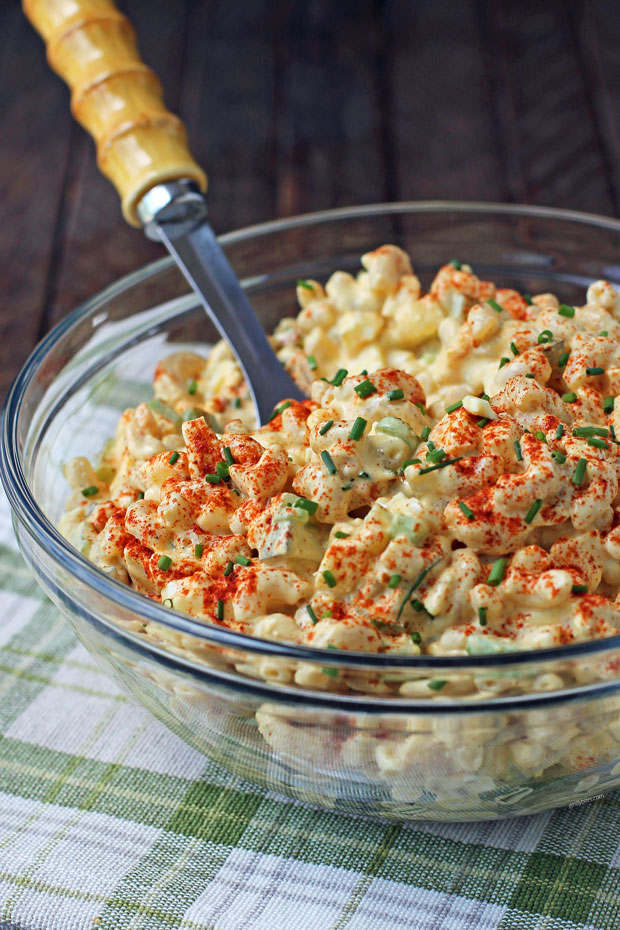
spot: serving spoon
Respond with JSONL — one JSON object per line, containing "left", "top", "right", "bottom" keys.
{"left": 23, "top": 0, "right": 305, "bottom": 424}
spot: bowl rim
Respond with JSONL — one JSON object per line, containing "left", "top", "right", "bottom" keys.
{"left": 4, "top": 199, "right": 620, "bottom": 687}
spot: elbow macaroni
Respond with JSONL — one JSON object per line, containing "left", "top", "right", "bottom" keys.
{"left": 60, "top": 246, "right": 620, "bottom": 704}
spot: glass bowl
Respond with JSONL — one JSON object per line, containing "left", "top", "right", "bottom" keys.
{"left": 4, "top": 202, "right": 620, "bottom": 822}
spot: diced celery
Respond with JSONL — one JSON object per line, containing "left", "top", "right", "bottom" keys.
{"left": 375, "top": 417, "right": 419, "bottom": 450}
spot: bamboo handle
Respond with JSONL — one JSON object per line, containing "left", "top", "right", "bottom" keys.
{"left": 23, "top": 0, "right": 207, "bottom": 226}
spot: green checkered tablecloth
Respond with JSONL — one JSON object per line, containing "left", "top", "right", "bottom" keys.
{"left": 2, "top": 489, "right": 620, "bottom": 930}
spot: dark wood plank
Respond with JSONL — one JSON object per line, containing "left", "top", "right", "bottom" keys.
{"left": 571, "top": 0, "right": 620, "bottom": 214}
{"left": 0, "top": 5, "right": 73, "bottom": 397}
{"left": 180, "top": 0, "right": 280, "bottom": 230}
{"left": 272, "top": 0, "right": 388, "bottom": 216}
{"left": 480, "top": 0, "right": 617, "bottom": 214}
{"left": 385, "top": 0, "right": 505, "bottom": 202}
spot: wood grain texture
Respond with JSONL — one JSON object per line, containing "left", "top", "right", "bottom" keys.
{"left": 2, "top": 0, "right": 620, "bottom": 398}
{"left": 0, "top": 4, "right": 73, "bottom": 395}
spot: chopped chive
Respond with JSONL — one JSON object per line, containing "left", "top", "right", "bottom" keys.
{"left": 558, "top": 352, "right": 570, "bottom": 367}
{"left": 558, "top": 303, "right": 575, "bottom": 318}
{"left": 524, "top": 294, "right": 534, "bottom": 305}
{"left": 360, "top": 369, "right": 368, "bottom": 376}
{"left": 428, "top": 679, "right": 448, "bottom": 691}
{"left": 319, "top": 419, "right": 334, "bottom": 435}
{"left": 612, "top": 425, "right": 618, "bottom": 442}
{"left": 514, "top": 439, "right": 523, "bottom": 461}
{"left": 487, "top": 298, "right": 504, "bottom": 313}
{"left": 445, "top": 401, "right": 463, "bottom": 413}
{"left": 415, "top": 402, "right": 427, "bottom": 416}
{"left": 411, "top": 631, "right": 422, "bottom": 645}
{"left": 525, "top": 373, "right": 535, "bottom": 379}
{"left": 481, "top": 393, "right": 490, "bottom": 402}
{"left": 573, "top": 426, "right": 608, "bottom": 438}
{"left": 588, "top": 437, "right": 609, "bottom": 449}
{"left": 320, "top": 450, "right": 338, "bottom": 475}
{"left": 499, "top": 357, "right": 510, "bottom": 369}
{"left": 306, "top": 604, "right": 318, "bottom": 624}
{"left": 572, "top": 457, "right": 588, "bottom": 486}
{"left": 402, "top": 458, "right": 421, "bottom": 470}
{"left": 535, "top": 431, "right": 547, "bottom": 443}
{"left": 418, "top": 456, "right": 464, "bottom": 475}
{"left": 223, "top": 446, "right": 235, "bottom": 466}
{"left": 341, "top": 483, "right": 353, "bottom": 491}
{"left": 268, "top": 400, "right": 293, "bottom": 421}
{"left": 354, "top": 379, "right": 377, "bottom": 398}
{"left": 335, "top": 530, "right": 350, "bottom": 539}
{"left": 411, "top": 599, "right": 425, "bottom": 612}
{"left": 81, "top": 485, "right": 99, "bottom": 497}
{"left": 168, "top": 451, "right": 179, "bottom": 466}
{"left": 322, "top": 570, "right": 337, "bottom": 588}
{"left": 330, "top": 368, "right": 348, "bottom": 387}
{"left": 388, "top": 574, "right": 401, "bottom": 589}
{"left": 586, "top": 367, "right": 605, "bottom": 376}
{"left": 137, "top": 491, "right": 145, "bottom": 500}
{"left": 205, "top": 473, "right": 221, "bottom": 484}
{"left": 235, "top": 554, "right": 251, "bottom": 566}
{"left": 294, "top": 497, "right": 319, "bottom": 515}
{"left": 562, "top": 392, "right": 578, "bottom": 403}
{"left": 234, "top": 397, "right": 242, "bottom": 409}
{"left": 537, "top": 330, "right": 554, "bottom": 344}
{"left": 216, "top": 461, "right": 230, "bottom": 479}
{"left": 600, "top": 330, "right": 609, "bottom": 337}
{"left": 162, "top": 598, "right": 173, "bottom": 608}
{"left": 458, "top": 501, "right": 475, "bottom": 520}
{"left": 216, "top": 599, "right": 224, "bottom": 620}
{"left": 397, "top": 557, "right": 443, "bottom": 619}
{"left": 307, "top": 354, "right": 318, "bottom": 370}
{"left": 194, "top": 544, "right": 203, "bottom": 558}
{"left": 358, "top": 470, "right": 370, "bottom": 478}
{"left": 157, "top": 555, "right": 172, "bottom": 571}
{"left": 510, "top": 342, "right": 519, "bottom": 356}
{"left": 427, "top": 441, "right": 436, "bottom": 451}
{"left": 421, "top": 425, "right": 431, "bottom": 441}
{"left": 572, "top": 584, "right": 588, "bottom": 595}
{"left": 449, "top": 258, "right": 462, "bottom": 269}
{"left": 322, "top": 666, "right": 338, "bottom": 678}
{"left": 555, "top": 424, "right": 564, "bottom": 439}
{"left": 387, "top": 388, "right": 405, "bottom": 401}
{"left": 487, "top": 557, "right": 508, "bottom": 586}
{"left": 477, "top": 418, "right": 489, "bottom": 428}
{"left": 604, "top": 396, "right": 615, "bottom": 414}
{"left": 478, "top": 607, "right": 487, "bottom": 626}
{"left": 426, "top": 448, "right": 447, "bottom": 464}
{"left": 524, "top": 499, "right": 543, "bottom": 524}
{"left": 224, "top": 561, "right": 234, "bottom": 576}
{"left": 552, "top": 450, "right": 567, "bottom": 463}
{"left": 187, "top": 380, "right": 198, "bottom": 396}
{"left": 297, "top": 279, "right": 314, "bottom": 290}
{"left": 349, "top": 416, "right": 367, "bottom": 441}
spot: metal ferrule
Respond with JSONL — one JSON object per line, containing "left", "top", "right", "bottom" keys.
{"left": 137, "top": 180, "right": 208, "bottom": 241}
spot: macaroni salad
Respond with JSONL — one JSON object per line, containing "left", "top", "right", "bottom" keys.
{"left": 60, "top": 246, "right": 620, "bottom": 695}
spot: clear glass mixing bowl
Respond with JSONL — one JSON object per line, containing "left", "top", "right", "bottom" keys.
{"left": 4, "top": 202, "right": 620, "bottom": 821}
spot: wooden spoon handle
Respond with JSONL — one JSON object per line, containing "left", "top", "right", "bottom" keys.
{"left": 23, "top": 0, "right": 207, "bottom": 226}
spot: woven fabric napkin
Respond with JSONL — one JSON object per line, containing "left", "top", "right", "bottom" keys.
{"left": 1, "top": 489, "right": 620, "bottom": 930}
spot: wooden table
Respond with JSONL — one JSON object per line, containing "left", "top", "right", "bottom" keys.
{"left": 2, "top": 0, "right": 619, "bottom": 399}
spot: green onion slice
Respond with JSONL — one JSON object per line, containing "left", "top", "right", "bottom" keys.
{"left": 348, "top": 417, "right": 367, "bottom": 441}
{"left": 354, "top": 379, "right": 377, "bottom": 398}
{"left": 487, "top": 557, "right": 508, "bottom": 586}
